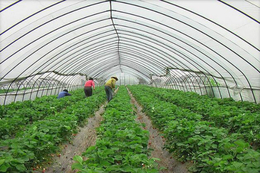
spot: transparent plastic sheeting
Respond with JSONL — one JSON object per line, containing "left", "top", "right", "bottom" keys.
{"left": 0, "top": 0, "right": 259, "bottom": 104}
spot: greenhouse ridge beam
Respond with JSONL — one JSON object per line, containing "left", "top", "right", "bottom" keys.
{"left": 109, "top": 0, "right": 122, "bottom": 73}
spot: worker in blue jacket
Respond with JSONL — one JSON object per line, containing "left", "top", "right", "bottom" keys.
{"left": 57, "top": 89, "right": 71, "bottom": 99}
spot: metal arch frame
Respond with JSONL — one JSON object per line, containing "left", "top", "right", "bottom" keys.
{"left": 33, "top": 75, "right": 62, "bottom": 99}
{"left": 33, "top": 30, "right": 118, "bottom": 73}
{"left": 113, "top": 0, "right": 258, "bottom": 102}
{"left": 165, "top": 76, "right": 186, "bottom": 91}
{"left": 0, "top": 0, "right": 258, "bottom": 103}
{"left": 161, "top": 0, "right": 259, "bottom": 51}
{"left": 107, "top": 41, "right": 192, "bottom": 91}
{"left": 0, "top": 16, "right": 112, "bottom": 70}
{"left": 0, "top": 5, "right": 232, "bottom": 77}
{"left": 114, "top": 45, "right": 193, "bottom": 92}
{"left": 113, "top": 50, "right": 164, "bottom": 74}
{"left": 109, "top": 44, "right": 193, "bottom": 92}
{"left": 1, "top": 11, "right": 229, "bottom": 100}
{"left": 115, "top": 38, "right": 198, "bottom": 91}
{"left": 110, "top": 12, "right": 253, "bottom": 101}
{"left": 117, "top": 47, "right": 167, "bottom": 72}
{"left": 112, "top": 13, "right": 240, "bottom": 99}
{"left": 0, "top": 22, "right": 116, "bottom": 103}
{"left": 109, "top": 0, "right": 122, "bottom": 73}
{"left": 55, "top": 43, "right": 118, "bottom": 74}
{"left": 20, "top": 31, "right": 118, "bottom": 98}
{"left": 108, "top": 67, "right": 150, "bottom": 82}
{"left": 118, "top": 30, "right": 215, "bottom": 94}
{"left": 47, "top": 33, "right": 165, "bottom": 76}
{"left": 0, "top": 0, "right": 66, "bottom": 36}
{"left": 218, "top": 0, "right": 259, "bottom": 23}
{"left": 1, "top": 32, "right": 118, "bottom": 102}
{"left": 116, "top": 1, "right": 259, "bottom": 71}
{"left": 85, "top": 53, "right": 161, "bottom": 78}
{"left": 11, "top": 25, "right": 166, "bottom": 89}
{"left": 94, "top": 64, "right": 151, "bottom": 83}
{"left": 119, "top": 65, "right": 151, "bottom": 84}
{"left": 24, "top": 38, "right": 161, "bottom": 90}
{"left": 0, "top": 1, "right": 212, "bottom": 78}
{"left": 86, "top": 57, "right": 155, "bottom": 81}
{"left": 117, "top": 32, "right": 209, "bottom": 94}
{"left": 1, "top": 20, "right": 205, "bottom": 101}
{"left": 0, "top": 0, "right": 108, "bottom": 54}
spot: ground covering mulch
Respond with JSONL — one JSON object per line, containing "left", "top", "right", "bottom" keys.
{"left": 42, "top": 89, "right": 190, "bottom": 173}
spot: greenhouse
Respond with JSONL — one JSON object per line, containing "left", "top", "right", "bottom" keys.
{"left": 0, "top": 0, "right": 259, "bottom": 173}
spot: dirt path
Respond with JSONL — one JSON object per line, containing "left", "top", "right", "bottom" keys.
{"left": 41, "top": 87, "right": 189, "bottom": 173}
{"left": 44, "top": 104, "right": 106, "bottom": 173}
{"left": 128, "top": 89, "right": 190, "bottom": 173}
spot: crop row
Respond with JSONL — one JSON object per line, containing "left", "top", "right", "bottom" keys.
{"left": 128, "top": 85, "right": 260, "bottom": 173}
{"left": 132, "top": 85, "right": 260, "bottom": 147}
{"left": 0, "top": 87, "right": 104, "bottom": 140}
{"left": 0, "top": 87, "right": 106, "bottom": 173}
{"left": 72, "top": 86, "right": 160, "bottom": 173}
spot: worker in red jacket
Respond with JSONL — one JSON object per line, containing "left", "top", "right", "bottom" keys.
{"left": 84, "top": 77, "right": 95, "bottom": 97}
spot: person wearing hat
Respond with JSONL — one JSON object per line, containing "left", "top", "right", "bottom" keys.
{"left": 104, "top": 77, "right": 118, "bottom": 102}
{"left": 57, "top": 89, "right": 71, "bottom": 99}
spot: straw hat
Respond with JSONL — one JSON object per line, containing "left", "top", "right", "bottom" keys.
{"left": 112, "top": 77, "right": 118, "bottom": 81}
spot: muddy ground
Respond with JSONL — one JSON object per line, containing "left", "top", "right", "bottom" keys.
{"left": 42, "top": 90, "right": 190, "bottom": 173}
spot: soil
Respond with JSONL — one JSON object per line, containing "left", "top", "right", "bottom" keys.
{"left": 41, "top": 89, "right": 190, "bottom": 173}
{"left": 44, "top": 104, "right": 106, "bottom": 173}
{"left": 128, "top": 89, "right": 190, "bottom": 173}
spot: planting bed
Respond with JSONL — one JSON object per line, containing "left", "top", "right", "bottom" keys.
{"left": 3, "top": 85, "right": 258, "bottom": 173}
{"left": 41, "top": 87, "right": 189, "bottom": 173}
{"left": 128, "top": 85, "right": 260, "bottom": 173}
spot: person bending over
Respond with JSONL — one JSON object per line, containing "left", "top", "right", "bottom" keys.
{"left": 104, "top": 76, "right": 118, "bottom": 102}
{"left": 57, "top": 89, "right": 71, "bottom": 99}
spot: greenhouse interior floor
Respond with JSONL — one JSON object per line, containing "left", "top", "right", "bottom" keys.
{"left": 41, "top": 90, "right": 190, "bottom": 173}
{"left": 45, "top": 104, "right": 105, "bottom": 173}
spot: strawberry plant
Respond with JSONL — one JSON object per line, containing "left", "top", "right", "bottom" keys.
{"left": 128, "top": 85, "right": 260, "bottom": 173}
{"left": 132, "top": 85, "right": 260, "bottom": 147}
{"left": 0, "top": 87, "right": 107, "bottom": 172}
{"left": 72, "top": 86, "right": 160, "bottom": 172}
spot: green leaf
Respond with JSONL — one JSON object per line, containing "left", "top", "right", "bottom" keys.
{"left": 32, "top": 125, "right": 37, "bottom": 131}
{"left": 100, "top": 160, "right": 110, "bottom": 166}
{"left": 85, "top": 146, "right": 96, "bottom": 153}
{"left": 0, "top": 163, "right": 9, "bottom": 172}
{"left": 73, "top": 155, "right": 83, "bottom": 164}
{"left": 232, "top": 162, "right": 243, "bottom": 168}
{"left": 0, "top": 159, "right": 5, "bottom": 165}
{"left": 14, "top": 163, "right": 26, "bottom": 171}
{"left": 151, "top": 157, "right": 160, "bottom": 161}
{"left": 223, "top": 155, "right": 233, "bottom": 160}
{"left": 71, "top": 162, "right": 83, "bottom": 170}
{"left": 114, "top": 155, "right": 122, "bottom": 160}
{"left": 64, "top": 125, "right": 71, "bottom": 130}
